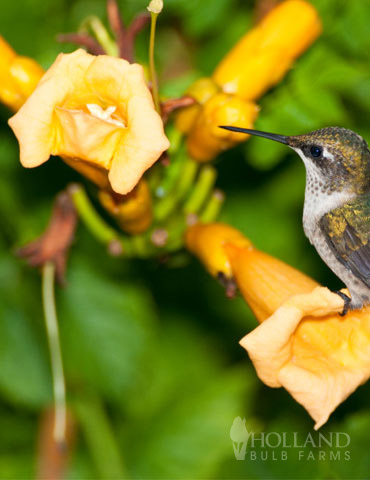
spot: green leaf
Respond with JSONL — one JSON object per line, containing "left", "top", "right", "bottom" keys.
{"left": 322, "top": 410, "right": 370, "bottom": 479}
{"left": 0, "top": 454, "right": 34, "bottom": 480}
{"left": 128, "top": 366, "right": 253, "bottom": 479}
{"left": 0, "top": 307, "right": 52, "bottom": 408}
{"left": 123, "top": 319, "right": 229, "bottom": 421}
{"left": 73, "top": 393, "right": 127, "bottom": 479}
{"left": 184, "top": 0, "right": 234, "bottom": 37}
{"left": 0, "top": 409, "right": 34, "bottom": 450}
{"left": 118, "top": 317, "right": 256, "bottom": 479}
{"left": 59, "top": 257, "right": 156, "bottom": 401}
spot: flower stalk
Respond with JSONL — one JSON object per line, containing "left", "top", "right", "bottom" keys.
{"left": 42, "top": 262, "right": 66, "bottom": 446}
{"left": 81, "top": 16, "right": 118, "bottom": 56}
{"left": 148, "top": 10, "right": 161, "bottom": 113}
{"left": 68, "top": 184, "right": 160, "bottom": 258}
{"left": 154, "top": 157, "right": 199, "bottom": 221}
{"left": 68, "top": 184, "right": 124, "bottom": 251}
{"left": 183, "top": 165, "right": 217, "bottom": 214}
{"left": 200, "top": 189, "right": 225, "bottom": 223}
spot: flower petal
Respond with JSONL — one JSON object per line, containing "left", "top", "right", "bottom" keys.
{"left": 109, "top": 96, "right": 169, "bottom": 194}
{"left": 54, "top": 107, "right": 123, "bottom": 169}
{"left": 8, "top": 49, "right": 93, "bottom": 168}
{"left": 84, "top": 55, "right": 152, "bottom": 107}
{"left": 8, "top": 48, "right": 169, "bottom": 194}
{"left": 240, "top": 284, "right": 370, "bottom": 429}
{"left": 221, "top": 233, "right": 370, "bottom": 429}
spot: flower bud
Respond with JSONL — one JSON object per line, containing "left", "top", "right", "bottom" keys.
{"left": 98, "top": 179, "right": 153, "bottom": 234}
{"left": 186, "top": 93, "right": 258, "bottom": 162}
{"left": 213, "top": 0, "right": 322, "bottom": 100}
{"left": 0, "top": 36, "right": 44, "bottom": 111}
{"left": 0, "top": 35, "right": 16, "bottom": 68}
{"left": 10, "top": 56, "right": 44, "bottom": 99}
{"left": 175, "top": 78, "right": 219, "bottom": 134}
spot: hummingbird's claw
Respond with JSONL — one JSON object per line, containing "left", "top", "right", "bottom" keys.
{"left": 335, "top": 290, "right": 352, "bottom": 316}
{"left": 217, "top": 271, "right": 237, "bottom": 299}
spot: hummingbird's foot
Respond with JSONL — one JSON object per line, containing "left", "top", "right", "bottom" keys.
{"left": 217, "top": 272, "right": 237, "bottom": 299}
{"left": 334, "top": 290, "right": 352, "bottom": 316}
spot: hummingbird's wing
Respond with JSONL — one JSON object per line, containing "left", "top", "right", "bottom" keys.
{"left": 319, "top": 195, "right": 370, "bottom": 286}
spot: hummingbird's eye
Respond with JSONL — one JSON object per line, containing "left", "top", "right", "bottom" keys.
{"left": 310, "top": 145, "right": 322, "bottom": 158}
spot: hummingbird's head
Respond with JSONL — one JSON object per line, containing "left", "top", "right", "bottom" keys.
{"left": 219, "top": 125, "right": 370, "bottom": 195}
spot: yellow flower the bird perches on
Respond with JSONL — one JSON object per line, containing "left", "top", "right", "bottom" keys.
{"left": 186, "top": 223, "right": 370, "bottom": 429}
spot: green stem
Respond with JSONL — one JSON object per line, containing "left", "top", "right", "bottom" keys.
{"left": 176, "top": 158, "right": 199, "bottom": 198}
{"left": 69, "top": 184, "right": 118, "bottom": 245}
{"left": 183, "top": 165, "right": 217, "bottom": 215}
{"left": 83, "top": 16, "right": 118, "bottom": 56}
{"left": 154, "top": 129, "right": 186, "bottom": 197}
{"left": 167, "top": 126, "right": 183, "bottom": 155}
{"left": 154, "top": 158, "right": 198, "bottom": 221}
{"left": 199, "top": 189, "right": 225, "bottom": 223}
{"left": 131, "top": 234, "right": 157, "bottom": 258}
{"left": 73, "top": 393, "right": 127, "bottom": 479}
{"left": 42, "top": 262, "right": 66, "bottom": 446}
{"left": 69, "top": 185, "right": 149, "bottom": 258}
{"left": 149, "top": 12, "right": 160, "bottom": 113}
{"left": 165, "top": 218, "right": 187, "bottom": 252}
{"left": 147, "top": 163, "right": 163, "bottom": 192}
{"left": 154, "top": 146, "right": 186, "bottom": 198}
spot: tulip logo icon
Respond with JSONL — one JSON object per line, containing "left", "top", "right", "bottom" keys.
{"left": 230, "top": 417, "right": 250, "bottom": 460}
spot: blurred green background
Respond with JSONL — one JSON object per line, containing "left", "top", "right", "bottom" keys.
{"left": 0, "top": 0, "right": 370, "bottom": 478}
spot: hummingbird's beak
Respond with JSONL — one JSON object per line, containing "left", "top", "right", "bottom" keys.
{"left": 219, "top": 126, "right": 288, "bottom": 145}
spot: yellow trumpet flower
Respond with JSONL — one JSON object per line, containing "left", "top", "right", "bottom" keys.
{"left": 186, "top": 223, "right": 370, "bottom": 429}
{"left": 9, "top": 49, "right": 169, "bottom": 195}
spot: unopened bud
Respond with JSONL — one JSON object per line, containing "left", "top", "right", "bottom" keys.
{"left": 147, "top": 0, "right": 163, "bottom": 14}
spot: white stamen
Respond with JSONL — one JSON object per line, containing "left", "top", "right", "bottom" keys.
{"left": 86, "top": 103, "right": 125, "bottom": 127}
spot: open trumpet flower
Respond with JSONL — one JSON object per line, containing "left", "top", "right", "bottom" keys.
{"left": 186, "top": 222, "right": 370, "bottom": 429}
{"left": 8, "top": 49, "right": 169, "bottom": 195}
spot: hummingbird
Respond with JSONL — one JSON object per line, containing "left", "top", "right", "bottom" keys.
{"left": 219, "top": 125, "right": 370, "bottom": 313}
